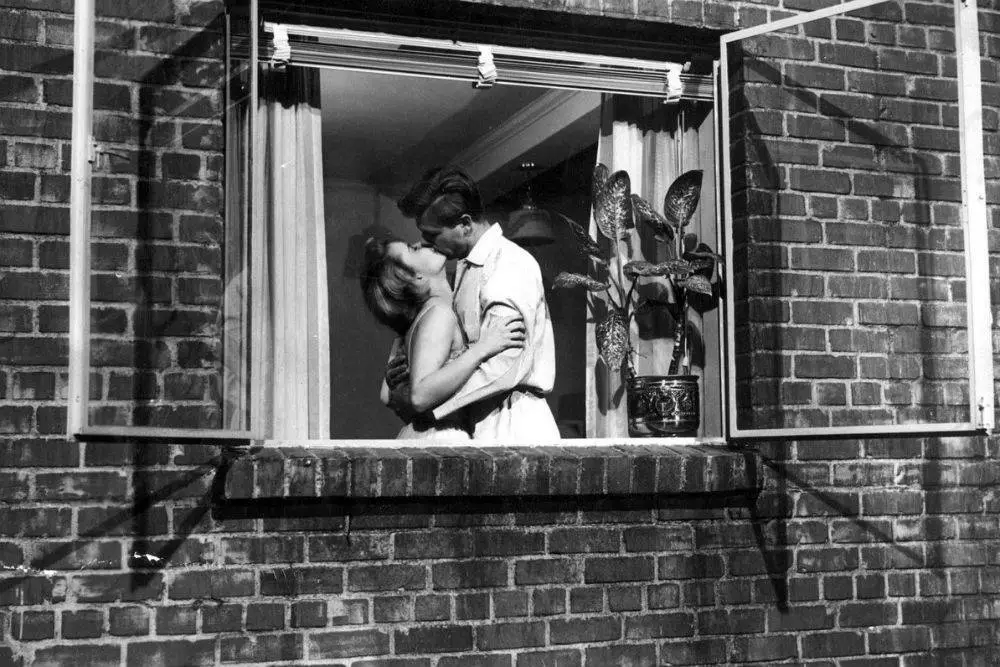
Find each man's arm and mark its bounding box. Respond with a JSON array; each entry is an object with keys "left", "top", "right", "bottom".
[{"left": 431, "top": 258, "right": 541, "bottom": 420}]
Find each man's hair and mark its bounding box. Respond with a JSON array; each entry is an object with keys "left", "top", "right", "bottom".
[
  {"left": 360, "top": 237, "right": 429, "bottom": 336},
  {"left": 397, "top": 165, "right": 483, "bottom": 226}
]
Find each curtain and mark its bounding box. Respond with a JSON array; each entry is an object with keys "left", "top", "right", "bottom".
[
  {"left": 248, "top": 65, "right": 331, "bottom": 439},
  {"left": 586, "top": 96, "right": 716, "bottom": 438}
]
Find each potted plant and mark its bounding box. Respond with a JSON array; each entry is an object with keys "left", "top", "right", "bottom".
[{"left": 552, "top": 164, "right": 722, "bottom": 436}]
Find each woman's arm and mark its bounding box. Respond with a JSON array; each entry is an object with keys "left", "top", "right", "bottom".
[{"left": 408, "top": 305, "right": 522, "bottom": 414}]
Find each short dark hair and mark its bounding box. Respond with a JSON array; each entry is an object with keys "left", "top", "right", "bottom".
[
  {"left": 397, "top": 165, "right": 483, "bottom": 226},
  {"left": 360, "top": 237, "right": 428, "bottom": 336}
]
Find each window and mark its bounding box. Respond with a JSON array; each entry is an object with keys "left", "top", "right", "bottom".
[
  {"left": 66, "top": 0, "right": 992, "bottom": 442},
  {"left": 720, "top": 0, "right": 994, "bottom": 437}
]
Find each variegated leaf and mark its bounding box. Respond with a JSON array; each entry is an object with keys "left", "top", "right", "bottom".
[
  {"left": 680, "top": 274, "right": 713, "bottom": 296},
  {"left": 561, "top": 214, "right": 607, "bottom": 264},
  {"left": 592, "top": 163, "right": 609, "bottom": 209},
  {"left": 625, "top": 259, "right": 695, "bottom": 279},
  {"left": 593, "top": 167, "right": 632, "bottom": 240},
  {"left": 553, "top": 271, "right": 608, "bottom": 291},
  {"left": 605, "top": 170, "right": 633, "bottom": 236},
  {"left": 595, "top": 308, "right": 629, "bottom": 370},
  {"left": 623, "top": 260, "right": 655, "bottom": 279},
  {"left": 663, "top": 169, "right": 703, "bottom": 229},
  {"left": 631, "top": 193, "right": 672, "bottom": 240}
]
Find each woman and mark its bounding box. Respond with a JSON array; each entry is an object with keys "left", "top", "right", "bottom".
[{"left": 361, "top": 236, "right": 524, "bottom": 439}]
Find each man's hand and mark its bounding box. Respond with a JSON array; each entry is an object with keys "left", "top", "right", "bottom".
[
  {"left": 384, "top": 350, "right": 415, "bottom": 422},
  {"left": 386, "top": 352, "right": 409, "bottom": 390}
]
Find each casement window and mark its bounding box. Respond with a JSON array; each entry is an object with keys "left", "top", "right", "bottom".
[{"left": 66, "top": 0, "right": 993, "bottom": 443}]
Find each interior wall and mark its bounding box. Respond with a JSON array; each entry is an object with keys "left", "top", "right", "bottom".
[{"left": 324, "top": 178, "right": 420, "bottom": 438}]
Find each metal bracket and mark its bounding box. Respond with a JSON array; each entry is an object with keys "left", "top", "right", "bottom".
[{"left": 473, "top": 45, "right": 497, "bottom": 89}]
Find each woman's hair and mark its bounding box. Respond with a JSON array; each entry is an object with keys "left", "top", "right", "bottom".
[
  {"left": 397, "top": 165, "right": 483, "bottom": 226},
  {"left": 361, "top": 237, "right": 429, "bottom": 336}
]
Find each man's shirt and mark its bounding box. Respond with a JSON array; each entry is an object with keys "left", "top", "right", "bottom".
[{"left": 431, "top": 223, "right": 556, "bottom": 421}]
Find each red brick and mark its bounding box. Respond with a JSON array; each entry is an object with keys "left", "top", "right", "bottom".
[
  {"left": 125, "top": 639, "right": 214, "bottom": 667},
  {"left": 108, "top": 605, "right": 150, "bottom": 636},
  {"left": 432, "top": 560, "right": 507, "bottom": 589},
  {"left": 34, "top": 645, "right": 120, "bottom": 667},
  {"left": 156, "top": 606, "right": 197, "bottom": 635},
  {"left": 395, "top": 625, "right": 473, "bottom": 654},
  {"left": 515, "top": 650, "right": 581, "bottom": 667},
  {"left": 659, "top": 638, "right": 727, "bottom": 665},
  {"left": 257, "top": 566, "right": 342, "bottom": 596},
  {"left": 349, "top": 564, "right": 425, "bottom": 592},
  {"left": 169, "top": 569, "right": 253, "bottom": 599},
  {"left": 477, "top": 620, "right": 545, "bottom": 650},
  {"left": 549, "top": 617, "right": 620, "bottom": 645},
  {"left": 221, "top": 634, "right": 302, "bottom": 663},
  {"left": 13, "top": 610, "right": 55, "bottom": 640}
]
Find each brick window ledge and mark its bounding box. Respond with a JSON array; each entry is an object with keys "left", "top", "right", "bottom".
[{"left": 223, "top": 444, "right": 762, "bottom": 500}]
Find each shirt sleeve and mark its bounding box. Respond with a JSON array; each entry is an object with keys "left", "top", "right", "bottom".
[{"left": 431, "top": 254, "right": 541, "bottom": 420}]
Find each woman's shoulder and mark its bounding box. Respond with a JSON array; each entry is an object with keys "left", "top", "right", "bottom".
[{"left": 408, "top": 300, "right": 458, "bottom": 340}]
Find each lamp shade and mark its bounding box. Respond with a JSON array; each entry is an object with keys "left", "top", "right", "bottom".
[{"left": 507, "top": 204, "right": 555, "bottom": 246}]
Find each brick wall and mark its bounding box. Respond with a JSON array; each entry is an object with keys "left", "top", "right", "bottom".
[{"left": 1, "top": 0, "right": 999, "bottom": 665}]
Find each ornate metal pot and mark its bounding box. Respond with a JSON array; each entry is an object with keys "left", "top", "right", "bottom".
[{"left": 626, "top": 375, "right": 700, "bottom": 437}]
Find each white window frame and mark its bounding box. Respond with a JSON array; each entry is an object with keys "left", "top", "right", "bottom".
[{"left": 719, "top": 0, "right": 994, "bottom": 438}]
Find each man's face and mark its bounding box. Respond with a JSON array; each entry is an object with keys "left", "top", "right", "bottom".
[{"left": 417, "top": 210, "right": 471, "bottom": 260}]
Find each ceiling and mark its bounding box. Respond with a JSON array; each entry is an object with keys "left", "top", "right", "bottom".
[{"left": 319, "top": 68, "right": 601, "bottom": 203}]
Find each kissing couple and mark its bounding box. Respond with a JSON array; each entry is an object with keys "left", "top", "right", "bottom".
[{"left": 361, "top": 166, "right": 560, "bottom": 442}]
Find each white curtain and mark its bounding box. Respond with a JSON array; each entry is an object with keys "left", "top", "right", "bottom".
[
  {"left": 586, "top": 96, "right": 716, "bottom": 438},
  {"left": 249, "top": 65, "right": 331, "bottom": 439}
]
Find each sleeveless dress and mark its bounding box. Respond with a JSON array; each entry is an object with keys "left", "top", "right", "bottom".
[{"left": 395, "top": 306, "right": 473, "bottom": 441}]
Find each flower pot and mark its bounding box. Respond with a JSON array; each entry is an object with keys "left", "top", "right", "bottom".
[{"left": 627, "top": 375, "right": 700, "bottom": 437}]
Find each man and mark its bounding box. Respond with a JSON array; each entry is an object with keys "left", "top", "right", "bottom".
[{"left": 387, "top": 165, "right": 559, "bottom": 440}]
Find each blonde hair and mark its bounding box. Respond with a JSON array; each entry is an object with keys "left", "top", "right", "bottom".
[{"left": 361, "top": 237, "right": 430, "bottom": 336}]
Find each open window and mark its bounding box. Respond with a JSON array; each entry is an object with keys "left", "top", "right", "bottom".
[
  {"left": 66, "top": 0, "right": 991, "bottom": 443},
  {"left": 249, "top": 22, "right": 722, "bottom": 440},
  {"left": 720, "top": 0, "right": 993, "bottom": 438}
]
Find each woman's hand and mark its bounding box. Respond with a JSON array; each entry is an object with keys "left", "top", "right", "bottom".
[{"left": 475, "top": 314, "right": 526, "bottom": 359}]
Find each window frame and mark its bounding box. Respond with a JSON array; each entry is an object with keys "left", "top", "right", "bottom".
[
  {"left": 719, "top": 0, "right": 994, "bottom": 439},
  {"left": 66, "top": 0, "right": 992, "bottom": 443}
]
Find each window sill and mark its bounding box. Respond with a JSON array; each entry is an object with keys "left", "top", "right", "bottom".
[{"left": 223, "top": 442, "right": 762, "bottom": 500}]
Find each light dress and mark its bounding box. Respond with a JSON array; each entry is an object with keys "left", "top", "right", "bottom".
[{"left": 395, "top": 305, "right": 473, "bottom": 441}]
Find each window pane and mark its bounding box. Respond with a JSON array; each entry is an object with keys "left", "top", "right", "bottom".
[
  {"left": 727, "top": 0, "right": 971, "bottom": 430},
  {"left": 85, "top": 4, "right": 247, "bottom": 430}
]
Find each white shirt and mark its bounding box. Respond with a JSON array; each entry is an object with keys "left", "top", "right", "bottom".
[{"left": 432, "top": 224, "right": 558, "bottom": 440}]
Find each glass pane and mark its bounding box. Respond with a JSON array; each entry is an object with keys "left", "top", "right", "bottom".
[
  {"left": 312, "top": 66, "right": 722, "bottom": 439},
  {"left": 85, "top": 4, "right": 248, "bottom": 430},
  {"left": 727, "top": 0, "right": 970, "bottom": 431}
]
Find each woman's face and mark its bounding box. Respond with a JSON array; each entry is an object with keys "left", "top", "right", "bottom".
[{"left": 386, "top": 241, "right": 447, "bottom": 280}]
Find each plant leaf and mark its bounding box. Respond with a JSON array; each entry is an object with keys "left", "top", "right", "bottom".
[
  {"left": 680, "top": 274, "right": 713, "bottom": 296},
  {"left": 595, "top": 308, "right": 629, "bottom": 370},
  {"left": 663, "top": 169, "right": 703, "bottom": 229},
  {"left": 624, "top": 259, "right": 696, "bottom": 279},
  {"left": 623, "top": 260, "right": 655, "bottom": 279},
  {"left": 593, "top": 167, "right": 632, "bottom": 240},
  {"left": 631, "top": 194, "right": 672, "bottom": 240},
  {"left": 592, "top": 163, "right": 609, "bottom": 209},
  {"left": 553, "top": 271, "right": 608, "bottom": 291},
  {"left": 560, "top": 214, "right": 607, "bottom": 265}
]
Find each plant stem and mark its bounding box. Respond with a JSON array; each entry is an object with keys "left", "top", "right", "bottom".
[{"left": 668, "top": 292, "right": 686, "bottom": 375}]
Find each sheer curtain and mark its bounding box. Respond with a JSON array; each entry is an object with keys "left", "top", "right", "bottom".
[
  {"left": 249, "top": 65, "right": 331, "bottom": 439},
  {"left": 586, "top": 96, "right": 715, "bottom": 438}
]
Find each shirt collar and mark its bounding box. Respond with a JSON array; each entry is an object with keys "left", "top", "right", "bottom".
[{"left": 463, "top": 223, "right": 504, "bottom": 267}]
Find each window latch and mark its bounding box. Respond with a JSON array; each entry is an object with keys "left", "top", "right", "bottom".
[{"left": 90, "top": 141, "right": 130, "bottom": 166}]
